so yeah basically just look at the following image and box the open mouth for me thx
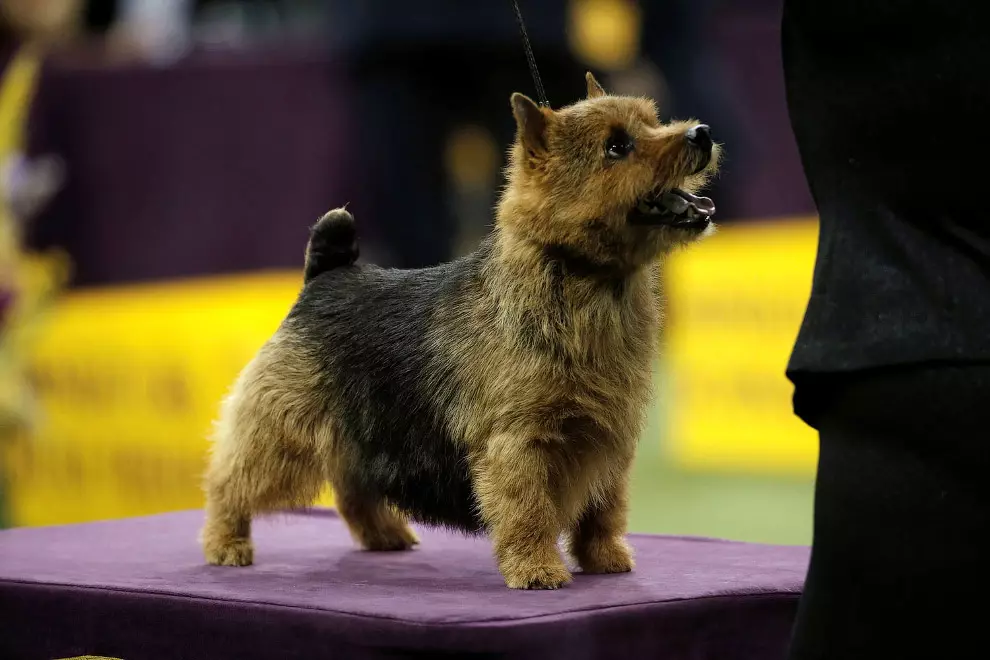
[628,188,716,230]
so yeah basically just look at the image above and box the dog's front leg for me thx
[567,470,635,575]
[474,435,572,590]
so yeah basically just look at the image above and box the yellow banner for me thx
[3,271,334,527]
[4,217,822,526]
[662,217,820,475]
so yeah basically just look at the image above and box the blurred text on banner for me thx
[663,217,819,475]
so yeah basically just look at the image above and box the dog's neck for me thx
[484,226,656,308]
[476,227,661,361]
[539,242,633,287]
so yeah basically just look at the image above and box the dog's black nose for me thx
[686,124,713,152]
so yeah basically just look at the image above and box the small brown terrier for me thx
[201,73,719,589]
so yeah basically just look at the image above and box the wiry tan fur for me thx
[201,73,719,589]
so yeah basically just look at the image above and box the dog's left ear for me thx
[585,72,606,99]
[511,92,553,155]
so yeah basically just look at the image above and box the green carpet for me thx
[628,456,814,546]
[627,370,815,546]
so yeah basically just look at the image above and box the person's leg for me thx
[789,365,990,659]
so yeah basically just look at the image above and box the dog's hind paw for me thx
[361,524,420,552]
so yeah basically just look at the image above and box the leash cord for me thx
[509,0,550,107]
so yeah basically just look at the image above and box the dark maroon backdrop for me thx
[22,1,812,288]
[25,49,356,287]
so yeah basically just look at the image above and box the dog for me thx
[201,72,719,589]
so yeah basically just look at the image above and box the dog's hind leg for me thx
[201,350,328,566]
[326,464,419,552]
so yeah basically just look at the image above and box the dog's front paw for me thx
[204,538,254,566]
[574,536,634,575]
[503,562,573,590]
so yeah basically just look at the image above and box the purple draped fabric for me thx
[0,510,808,659]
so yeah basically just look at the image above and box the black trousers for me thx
[788,365,990,659]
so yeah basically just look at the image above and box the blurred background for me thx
[0,0,818,545]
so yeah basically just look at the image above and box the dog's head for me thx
[498,73,720,274]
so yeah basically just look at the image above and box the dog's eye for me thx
[605,129,634,160]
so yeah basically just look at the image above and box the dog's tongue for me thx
[660,189,716,217]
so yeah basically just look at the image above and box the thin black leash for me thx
[509,0,550,107]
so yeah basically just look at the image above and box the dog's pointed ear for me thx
[511,93,552,154]
[585,72,606,99]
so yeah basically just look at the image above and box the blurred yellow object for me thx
[0,45,69,440]
[444,124,499,192]
[3,215,822,525]
[567,0,641,72]
[0,45,39,162]
[663,217,820,476]
[3,271,335,526]
[0,251,68,435]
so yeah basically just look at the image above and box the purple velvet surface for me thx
[0,510,808,659]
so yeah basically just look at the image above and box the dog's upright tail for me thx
[304,207,358,282]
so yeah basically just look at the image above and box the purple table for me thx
[0,510,808,659]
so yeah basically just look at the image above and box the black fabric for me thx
[787,364,990,659]
[781,0,990,427]
[782,1,990,655]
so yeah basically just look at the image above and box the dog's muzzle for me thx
[629,188,715,230]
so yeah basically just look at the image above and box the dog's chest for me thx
[513,300,657,437]
[557,355,652,435]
